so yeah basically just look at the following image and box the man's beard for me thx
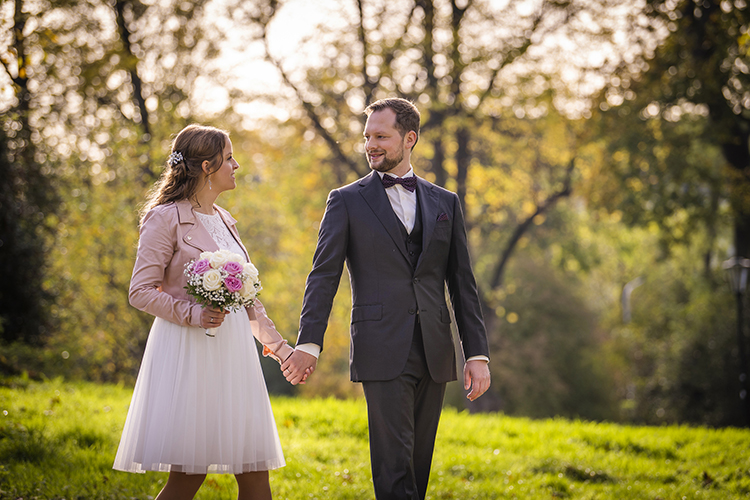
[368,146,404,173]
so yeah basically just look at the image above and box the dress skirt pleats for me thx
[113,310,285,474]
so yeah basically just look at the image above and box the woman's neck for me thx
[192,186,218,215]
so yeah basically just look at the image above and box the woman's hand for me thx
[200,306,227,329]
[280,349,315,384]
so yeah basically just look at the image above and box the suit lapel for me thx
[175,200,218,253]
[358,171,410,262]
[416,177,439,270]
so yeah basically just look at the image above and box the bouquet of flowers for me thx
[184,249,262,337]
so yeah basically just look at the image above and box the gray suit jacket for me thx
[297,171,489,383]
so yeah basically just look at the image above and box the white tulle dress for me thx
[113,211,285,475]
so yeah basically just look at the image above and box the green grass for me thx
[1,378,749,499]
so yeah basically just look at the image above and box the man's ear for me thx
[405,130,418,150]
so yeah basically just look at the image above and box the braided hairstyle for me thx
[140,124,229,223]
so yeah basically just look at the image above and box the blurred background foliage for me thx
[1,0,749,427]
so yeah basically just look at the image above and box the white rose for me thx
[243,262,259,282]
[240,282,258,302]
[226,251,245,264]
[202,269,223,291]
[199,251,212,260]
[209,252,229,269]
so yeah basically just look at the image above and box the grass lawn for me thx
[1,377,749,499]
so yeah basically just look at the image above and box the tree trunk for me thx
[455,126,470,211]
[722,128,750,258]
[0,0,54,345]
[114,0,153,181]
[430,135,447,187]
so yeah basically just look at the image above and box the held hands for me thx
[281,350,318,385]
[464,359,491,401]
[200,306,227,329]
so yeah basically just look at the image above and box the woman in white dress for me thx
[113,124,307,499]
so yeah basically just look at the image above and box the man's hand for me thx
[281,350,318,385]
[464,359,491,401]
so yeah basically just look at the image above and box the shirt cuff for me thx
[466,355,489,363]
[295,343,321,359]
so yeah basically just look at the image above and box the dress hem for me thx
[113,458,286,475]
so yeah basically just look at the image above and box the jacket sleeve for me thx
[446,193,491,360]
[246,299,294,364]
[296,189,349,351]
[128,208,203,326]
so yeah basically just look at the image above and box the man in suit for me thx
[281,98,491,500]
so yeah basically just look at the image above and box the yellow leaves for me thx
[626,177,643,192]
[302,171,320,191]
[739,32,750,56]
[521,200,538,217]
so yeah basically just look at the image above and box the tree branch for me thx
[10,0,28,92]
[357,0,377,106]
[487,156,576,291]
[114,0,150,139]
[261,35,366,180]
[0,53,19,87]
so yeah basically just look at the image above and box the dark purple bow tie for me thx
[381,174,417,192]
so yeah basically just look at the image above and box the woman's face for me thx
[210,137,239,193]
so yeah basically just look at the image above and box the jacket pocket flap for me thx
[351,304,383,323]
[440,305,452,324]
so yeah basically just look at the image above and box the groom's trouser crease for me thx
[362,320,446,500]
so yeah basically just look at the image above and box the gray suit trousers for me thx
[361,320,447,500]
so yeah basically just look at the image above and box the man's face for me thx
[363,109,407,174]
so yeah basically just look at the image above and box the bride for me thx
[112,124,309,499]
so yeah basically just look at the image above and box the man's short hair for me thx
[365,98,420,148]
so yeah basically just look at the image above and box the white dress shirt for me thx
[378,169,418,233]
[297,167,488,364]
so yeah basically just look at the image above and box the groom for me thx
[282,97,491,500]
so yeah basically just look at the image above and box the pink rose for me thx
[224,276,243,293]
[223,261,243,276]
[191,259,210,275]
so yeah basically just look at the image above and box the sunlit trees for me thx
[629,0,750,257]
[0,0,238,376]
[0,0,73,345]
[227,0,648,413]
[588,0,748,425]
[2,0,742,424]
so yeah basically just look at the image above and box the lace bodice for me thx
[196,211,246,260]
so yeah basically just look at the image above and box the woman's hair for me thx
[140,124,229,222]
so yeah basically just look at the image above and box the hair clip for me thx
[167,151,184,167]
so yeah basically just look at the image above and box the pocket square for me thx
[436,212,449,222]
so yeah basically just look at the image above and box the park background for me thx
[3,0,750,434]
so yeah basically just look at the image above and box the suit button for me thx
[409,308,415,314]
[413,278,420,283]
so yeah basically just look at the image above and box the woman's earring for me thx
[209,178,212,190]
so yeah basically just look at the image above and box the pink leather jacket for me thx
[128,199,293,363]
